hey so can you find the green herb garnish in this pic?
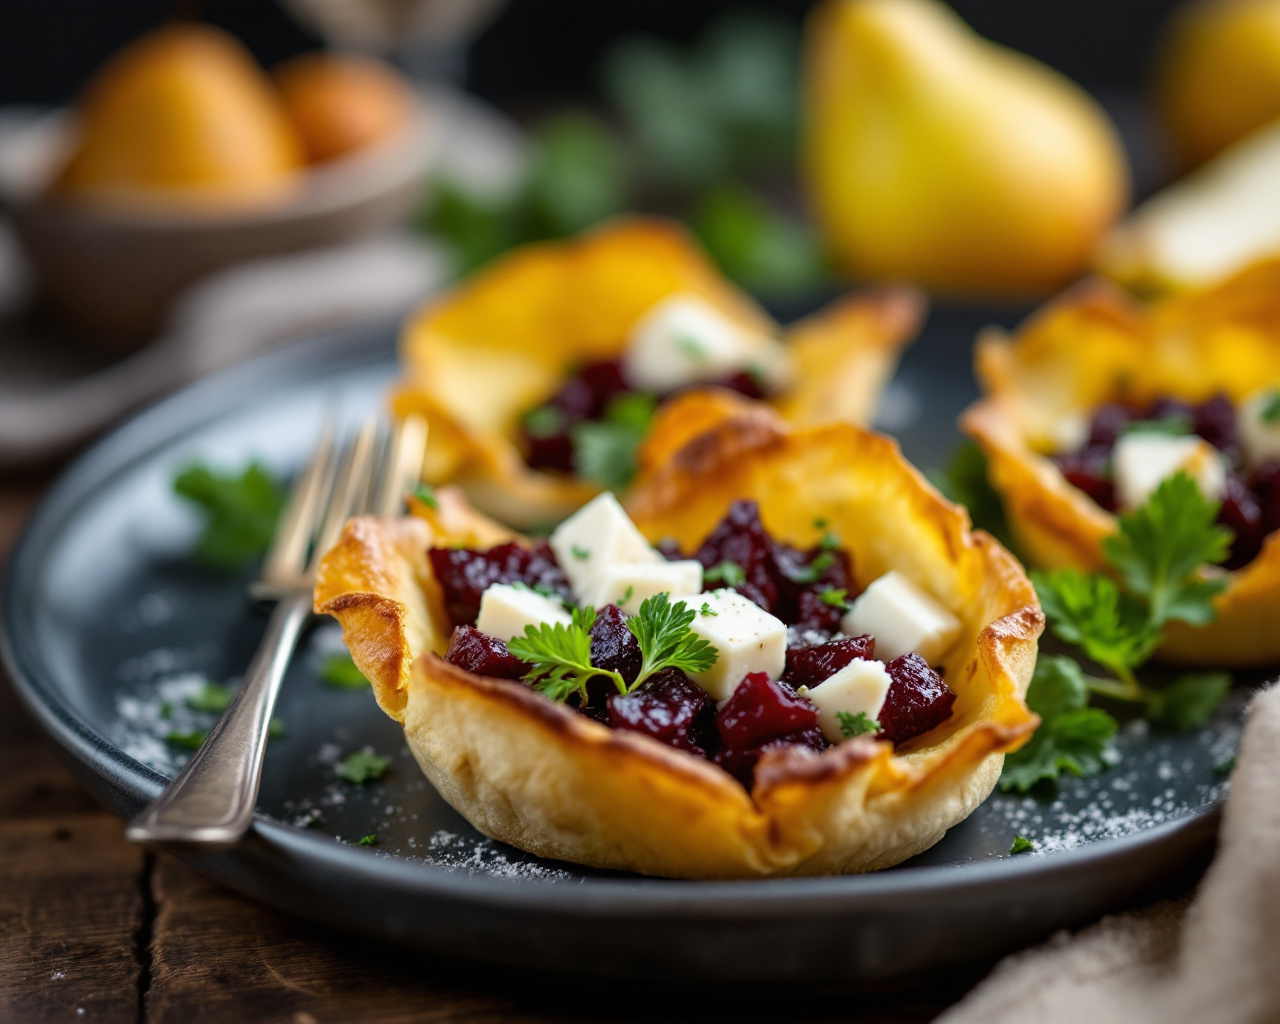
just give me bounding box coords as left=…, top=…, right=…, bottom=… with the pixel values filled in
left=625, top=593, right=718, bottom=687
left=571, top=392, right=658, bottom=490
left=1118, top=415, right=1192, bottom=438
left=412, top=484, right=439, bottom=510
left=1260, top=389, right=1280, bottom=424
left=320, top=653, right=369, bottom=690
left=819, top=588, right=850, bottom=610
left=186, top=682, right=235, bottom=713
left=571, top=544, right=591, bottom=561
left=173, top=460, right=285, bottom=569
left=164, top=730, right=207, bottom=751
left=700, top=602, right=718, bottom=616
left=787, top=551, right=835, bottom=584
left=836, top=711, right=879, bottom=738
left=704, top=560, right=746, bottom=587
left=356, top=834, right=379, bottom=847
left=1010, top=836, right=1036, bottom=855
left=337, top=750, right=391, bottom=785
left=677, top=334, right=706, bottom=359
left=524, top=405, right=567, bottom=439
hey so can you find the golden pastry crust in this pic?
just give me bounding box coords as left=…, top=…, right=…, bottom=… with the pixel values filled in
left=391, top=215, right=924, bottom=527
left=315, top=400, right=1041, bottom=878
left=962, top=265, right=1280, bottom=666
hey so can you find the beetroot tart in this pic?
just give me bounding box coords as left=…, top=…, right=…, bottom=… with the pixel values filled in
left=314, top=397, right=1041, bottom=878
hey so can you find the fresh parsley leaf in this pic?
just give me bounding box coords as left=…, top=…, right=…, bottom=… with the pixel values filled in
left=158, top=700, right=173, bottom=721
left=677, top=334, right=706, bottom=359
left=1010, top=835, right=1035, bottom=855
left=1145, top=672, right=1231, bottom=732
left=412, top=484, right=439, bottom=510
left=1214, top=755, right=1237, bottom=775
left=927, top=441, right=1014, bottom=550
left=571, top=544, right=590, bottom=561
left=787, top=551, right=835, bottom=584
left=320, top=653, right=369, bottom=689
left=818, top=531, right=840, bottom=551
left=819, top=587, right=849, bottom=609
left=173, top=460, right=285, bottom=569
left=1261, top=389, right=1280, bottom=424
left=704, top=560, right=746, bottom=587
left=813, top=518, right=829, bottom=530
left=165, top=729, right=207, bottom=751
left=337, top=750, right=391, bottom=785
left=699, top=602, right=718, bottom=616
left=620, top=585, right=634, bottom=606
left=572, top=392, right=658, bottom=490
left=524, top=405, right=566, bottom=440
left=508, top=607, right=626, bottom=702
left=1000, top=656, right=1120, bottom=793
left=356, top=834, right=378, bottom=847
left=186, top=682, right=235, bottom=713
left=626, top=593, right=718, bottom=686
left=1033, top=568, right=1159, bottom=678
left=836, top=710, right=879, bottom=738
left=1101, top=472, right=1231, bottom=628
left=1118, top=415, right=1192, bottom=438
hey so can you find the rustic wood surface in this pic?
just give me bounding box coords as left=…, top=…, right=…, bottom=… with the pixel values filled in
left=0, top=476, right=971, bottom=1023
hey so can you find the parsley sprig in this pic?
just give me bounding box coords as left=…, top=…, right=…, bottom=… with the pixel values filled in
left=507, top=594, right=717, bottom=703
left=173, top=460, right=285, bottom=569
left=572, top=392, right=658, bottom=490
left=837, top=711, right=879, bottom=738
left=1004, top=473, right=1234, bottom=791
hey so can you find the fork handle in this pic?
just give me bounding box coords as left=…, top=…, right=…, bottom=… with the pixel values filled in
left=125, top=592, right=312, bottom=849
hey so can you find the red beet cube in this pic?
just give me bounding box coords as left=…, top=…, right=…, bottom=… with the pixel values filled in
left=444, top=626, right=529, bottom=679
left=716, top=672, right=819, bottom=749
left=784, top=635, right=876, bottom=690
left=590, top=604, right=641, bottom=685
left=607, top=669, right=713, bottom=755
left=878, top=654, right=956, bottom=746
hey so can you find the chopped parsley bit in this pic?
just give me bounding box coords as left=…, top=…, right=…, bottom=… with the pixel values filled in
left=818, top=587, right=850, bottom=609
left=704, top=560, right=746, bottom=587
left=572, top=391, right=658, bottom=490
left=620, top=585, right=634, bottom=605
left=512, top=580, right=566, bottom=602
left=337, top=749, right=391, bottom=785
left=186, top=682, right=235, bottom=713
left=1214, top=755, right=1237, bottom=775
left=320, top=652, right=369, bottom=689
left=700, top=602, right=718, bottom=616
left=1261, top=389, right=1280, bottom=424
left=158, top=700, right=173, bottom=721
left=818, top=531, right=841, bottom=551
left=836, top=711, right=880, bottom=738
left=412, top=484, right=440, bottom=510
left=1010, top=835, right=1036, bottom=856
left=356, top=834, right=379, bottom=847
left=676, top=334, right=707, bottom=359
left=172, top=459, right=286, bottom=569
left=523, top=405, right=566, bottom=439
left=297, top=809, right=325, bottom=829
left=571, top=544, right=591, bottom=561
left=1119, top=415, right=1192, bottom=438
left=788, top=551, right=835, bottom=584
left=813, top=518, right=829, bottom=530
left=268, top=718, right=286, bottom=739
left=509, top=595, right=717, bottom=704
left=165, top=729, right=207, bottom=751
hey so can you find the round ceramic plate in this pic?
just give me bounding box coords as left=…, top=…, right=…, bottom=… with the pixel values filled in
left=2, top=312, right=1246, bottom=987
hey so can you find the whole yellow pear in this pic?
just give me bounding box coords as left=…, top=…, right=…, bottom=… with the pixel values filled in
left=1156, top=0, right=1280, bottom=169
left=55, top=23, right=304, bottom=208
left=802, top=0, right=1129, bottom=297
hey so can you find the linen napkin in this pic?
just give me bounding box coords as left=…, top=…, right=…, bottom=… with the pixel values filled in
left=940, top=682, right=1280, bottom=1024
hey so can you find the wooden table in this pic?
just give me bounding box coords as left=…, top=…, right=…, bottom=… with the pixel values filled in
left=0, top=478, right=969, bottom=1023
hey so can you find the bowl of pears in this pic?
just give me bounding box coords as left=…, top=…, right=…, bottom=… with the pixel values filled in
left=0, top=23, right=438, bottom=347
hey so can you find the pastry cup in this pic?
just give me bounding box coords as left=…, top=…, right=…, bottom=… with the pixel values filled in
left=962, top=265, right=1280, bottom=666
left=315, top=397, right=1041, bottom=878
left=391, top=215, right=924, bottom=528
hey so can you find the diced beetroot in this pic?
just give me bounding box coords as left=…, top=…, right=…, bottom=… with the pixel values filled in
left=1054, top=451, right=1116, bottom=512
left=428, top=540, right=571, bottom=627
left=713, top=724, right=826, bottom=787
left=720, top=370, right=767, bottom=401
left=1220, top=472, right=1265, bottom=570
left=784, top=635, right=877, bottom=690
left=790, top=588, right=844, bottom=635
left=1192, top=394, right=1240, bottom=462
left=524, top=431, right=576, bottom=473
left=1084, top=402, right=1133, bottom=451
left=590, top=604, right=641, bottom=685
left=607, top=669, right=713, bottom=755
left=444, top=626, right=529, bottom=679
left=1145, top=396, right=1195, bottom=431
left=716, top=672, right=819, bottom=749
left=878, top=654, right=956, bottom=746
left=656, top=538, right=685, bottom=561
left=1251, top=460, right=1280, bottom=537
left=694, top=500, right=781, bottom=612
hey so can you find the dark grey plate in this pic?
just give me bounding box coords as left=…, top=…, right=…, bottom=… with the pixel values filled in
left=1, top=311, right=1246, bottom=987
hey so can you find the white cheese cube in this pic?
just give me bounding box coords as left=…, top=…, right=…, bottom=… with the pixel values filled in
left=1237, top=388, right=1280, bottom=468
left=1112, top=432, right=1227, bottom=510
left=622, top=294, right=792, bottom=394
left=807, top=659, right=892, bottom=743
left=549, top=492, right=658, bottom=604
left=585, top=560, right=703, bottom=612
left=475, top=583, right=571, bottom=644
left=686, top=588, right=787, bottom=700
left=841, top=571, right=961, bottom=664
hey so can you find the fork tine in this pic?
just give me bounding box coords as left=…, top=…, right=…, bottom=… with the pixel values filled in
left=260, top=412, right=338, bottom=585
left=374, top=414, right=429, bottom=516
left=310, top=416, right=379, bottom=568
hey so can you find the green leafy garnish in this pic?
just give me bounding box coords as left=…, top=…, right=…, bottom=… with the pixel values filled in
left=523, top=405, right=566, bottom=440
left=620, top=585, right=634, bottom=606
left=572, top=392, right=658, bottom=490
left=1033, top=568, right=1159, bottom=681
left=836, top=711, right=879, bottom=738
left=819, top=588, right=850, bottom=609
left=625, top=593, right=718, bottom=686
left=700, top=602, right=718, bottom=616
left=320, top=653, right=369, bottom=690
left=158, top=700, right=173, bottom=721
left=1010, top=836, right=1036, bottom=855
left=704, top=560, right=746, bottom=587
left=1000, top=657, right=1120, bottom=793
left=337, top=750, right=391, bottom=785
left=1214, top=755, right=1237, bottom=775
left=1118, top=415, right=1192, bottom=438
left=1260, top=389, right=1280, bottom=424
left=1145, top=672, right=1231, bottom=732
left=571, top=544, right=590, bottom=561
left=787, top=551, right=835, bottom=584
left=173, top=460, right=285, bottom=569
left=356, top=834, right=378, bottom=847
left=412, top=484, right=439, bottom=510
left=164, top=730, right=207, bottom=751
left=677, top=334, right=706, bottom=359
left=186, top=682, right=235, bottom=713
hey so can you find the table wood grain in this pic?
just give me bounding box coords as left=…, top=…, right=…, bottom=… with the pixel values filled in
left=0, top=476, right=969, bottom=1023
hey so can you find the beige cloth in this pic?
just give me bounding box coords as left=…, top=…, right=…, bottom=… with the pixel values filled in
left=941, top=683, right=1280, bottom=1024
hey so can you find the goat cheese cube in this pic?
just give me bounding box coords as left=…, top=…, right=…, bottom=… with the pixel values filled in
left=585, top=559, right=704, bottom=612
left=841, top=571, right=961, bottom=664
left=622, top=294, right=792, bottom=394
left=1112, top=432, right=1226, bottom=509
left=475, top=583, right=571, bottom=644
left=549, top=492, right=658, bottom=604
left=685, top=588, right=787, bottom=700
left=806, top=658, right=893, bottom=744
left=1237, top=388, right=1280, bottom=468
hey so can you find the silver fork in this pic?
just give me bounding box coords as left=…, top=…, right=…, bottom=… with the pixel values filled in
left=125, top=413, right=429, bottom=849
